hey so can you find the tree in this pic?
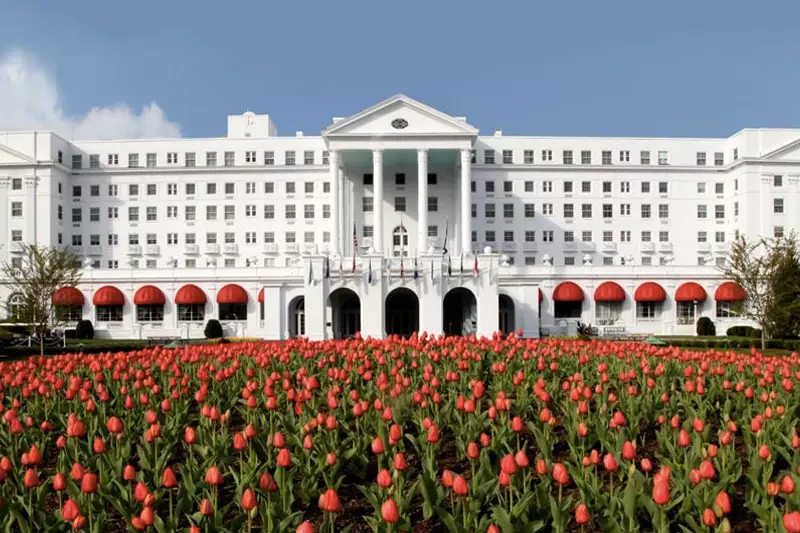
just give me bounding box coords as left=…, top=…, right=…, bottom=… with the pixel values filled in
left=0, top=244, right=83, bottom=356
left=721, top=233, right=800, bottom=349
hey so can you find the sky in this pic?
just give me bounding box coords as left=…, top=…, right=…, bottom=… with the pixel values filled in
left=1, top=0, right=800, bottom=140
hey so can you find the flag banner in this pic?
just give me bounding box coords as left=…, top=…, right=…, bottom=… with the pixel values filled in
left=339, top=258, right=344, bottom=280
left=387, top=259, right=392, bottom=284
left=473, top=255, right=480, bottom=276
left=448, top=258, right=452, bottom=277
left=307, top=261, right=313, bottom=285
left=430, top=259, right=435, bottom=282
left=400, top=257, right=404, bottom=279
left=352, top=224, right=358, bottom=273
left=414, top=257, right=419, bottom=280
left=368, top=259, right=373, bottom=285
left=324, top=254, right=330, bottom=279
left=442, top=219, right=449, bottom=256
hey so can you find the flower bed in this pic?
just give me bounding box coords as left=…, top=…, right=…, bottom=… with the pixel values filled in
left=0, top=335, right=799, bottom=532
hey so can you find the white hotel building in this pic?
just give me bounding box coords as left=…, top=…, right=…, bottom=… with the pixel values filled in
left=0, top=95, right=796, bottom=340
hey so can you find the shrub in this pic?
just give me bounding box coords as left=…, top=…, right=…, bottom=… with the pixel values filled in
left=75, top=320, right=94, bottom=340
left=204, top=319, right=223, bottom=339
left=696, top=317, right=716, bottom=336
left=726, top=325, right=763, bottom=338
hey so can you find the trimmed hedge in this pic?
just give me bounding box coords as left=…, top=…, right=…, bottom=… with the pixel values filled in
left=726, top=325, right=763, bottom=338
left=665, top=337, right=800, bottom=352
left=696, top=317, right=716, bottom=336
left=1, top=342, right=152, bottom=359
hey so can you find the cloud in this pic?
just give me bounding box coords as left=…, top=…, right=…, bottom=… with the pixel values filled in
left=0, top=49, right=181, bottom=140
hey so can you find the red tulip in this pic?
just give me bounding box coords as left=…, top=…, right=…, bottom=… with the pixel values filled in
left=80, top=473, right=98, bottom=493
left=453, top=475, right=469, bottom=496
left=242, top=488, right=257, bottom=510
left=698, top=460, right=715, bottom=480
left=318, top=488, right=341, bottom=513
left=782, top=475, right=796, bottom=495
left=123, top=464, right=137, bottom=481
left=93, top=437, right=107, bottom=454
left=622, top=441, right=636, bottom=461
left=784, top=512, right=800, bottom=533
left=702, top=508, right=717, bottom=527
left=500, top=454, right=518, bottom=475
left=393, top=452, right=407, bottom=471
left=381, top=498, right=400, bottom=523
left=377, top=469, right=392, bottom=488
left=296, top=521, right=316, bottom=533
left=277, top=448, right=292, bottom=468
left=759, top=444, right=771, bottom=460
left=162, top=467, right=178, bottom=488
left=140, top=507, right=155, bottom=526
left=199, top=498, right=214, bottom=516
left=53, top=472, right=67, bottom=491
left=603, top=453, right=618, bottom=472
left=23, top=468, right=40, bottom=488
left=575, top=503, right=590, bottom=524
left=205, top=466, right=223, bottom=485
left=62, top=498, right=80, bottom=521
left=371, top=437, right=385, bottom=455
left=107, top=416, right=124, bottom=434
left=552, top=463, right=570, bottom=485
left=653, top=481, right=670, bottom=505
left=715, top=491, right=732, bottom=515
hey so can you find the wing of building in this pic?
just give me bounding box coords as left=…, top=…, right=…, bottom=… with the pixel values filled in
left=1, top=94, right=797, bottom=339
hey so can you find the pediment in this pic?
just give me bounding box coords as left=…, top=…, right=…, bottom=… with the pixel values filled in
left=760, top=136, right=800, bottom=161
left=323, top=95, right=478, bottom=138
left=0, top=144, right=35, bottom=166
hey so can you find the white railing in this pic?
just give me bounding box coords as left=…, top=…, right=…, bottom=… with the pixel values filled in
left=601, top=242, right=617, bottom=253
left=522, top=242, right=538, bottom=252
left=640, top=242, right=655, bottom=253
left=86, top=245, right=102, bottom=256
left=263, top=243, right=278, bottom=254
left=658, top=242, right=673, bottom=253
left=205, top=243, right=220, bottom=255
left=144, top=244, right=160, bottom=255
left=184, top=244, right=199, bottom=255
left=127, top=245, right=142, bottom=256
left=223, top=243, right=238, bottom=255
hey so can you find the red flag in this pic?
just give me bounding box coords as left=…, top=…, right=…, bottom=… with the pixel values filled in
left=473, top=255, right=479, bottom=276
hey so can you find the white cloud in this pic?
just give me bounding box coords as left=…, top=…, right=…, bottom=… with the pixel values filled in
left=0, top=49, right=181, bottom=140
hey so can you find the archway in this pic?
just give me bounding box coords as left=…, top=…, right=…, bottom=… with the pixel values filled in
left=288, top=296, right=305, bottom=338
left=328, top=288, right=361, bottom=339
left=392, top=226, right=409, bottom=257
left=443, top=287, right=477, bottom=336
left=385, top=288, right=419, bottom=337
left=499, top=294, right=515, bottom=335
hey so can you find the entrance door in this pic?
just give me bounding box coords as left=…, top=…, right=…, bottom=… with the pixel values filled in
left=385, top=288, right=419, bottom=337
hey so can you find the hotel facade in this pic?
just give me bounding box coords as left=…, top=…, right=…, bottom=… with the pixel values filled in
left=0, top=95, right=796, bottom=340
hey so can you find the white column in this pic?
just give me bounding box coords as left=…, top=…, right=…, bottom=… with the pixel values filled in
left=373, top=149, right=384, bottom=253
left=460, top=149, right=472, bottom=254
left=329, top=150, right=340, bottom=254
left=759, top=174, right=771, bottom=237
left=417, top=149, right=428, bottom=254
left=0, top=178, right=9, bottom=266
left=24, top=176, right=37, bottom=245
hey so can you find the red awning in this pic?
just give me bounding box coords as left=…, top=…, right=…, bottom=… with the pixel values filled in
left=258, top=288, right=265, bottom=303
left=552, top=282, right=584, bottom=302
left=93, top=286, right=124, bottom=306
left=594, top=281, right=626, bottom=302
left=217, top=284, right=248, bottom=304
left=175, top=284, right=206, bottom=305
left=715, top=282, right=745, bottom=302
left=634, top=282, right=666, bottom=302
left=52, top=287, right=84, bottom=307
left=675, top=282, right=707, bottom=302
left=134, top=285, right=166, bottom=306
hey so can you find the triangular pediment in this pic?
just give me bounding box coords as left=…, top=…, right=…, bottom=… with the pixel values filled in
left=760, top=136, right=800, bottom=161
left=323, top=95, right=478, bottom=138
left=0, top=143, right=35, bottom=166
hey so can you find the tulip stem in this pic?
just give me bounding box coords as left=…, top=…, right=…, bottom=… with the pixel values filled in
left=169, top=489, right=174, bottom=527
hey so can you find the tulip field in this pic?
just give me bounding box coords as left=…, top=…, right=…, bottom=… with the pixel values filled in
left=2, top=334, right=800, bottom=532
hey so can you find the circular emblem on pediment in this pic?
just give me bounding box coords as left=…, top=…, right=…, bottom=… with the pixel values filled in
left=391, top=118, right=408, bottom=130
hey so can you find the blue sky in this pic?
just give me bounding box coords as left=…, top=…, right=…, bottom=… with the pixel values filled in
left=2, top=0, right=800, bottom=138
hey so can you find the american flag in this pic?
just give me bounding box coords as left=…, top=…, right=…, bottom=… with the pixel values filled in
left=352, top=224, right=358, bottom=273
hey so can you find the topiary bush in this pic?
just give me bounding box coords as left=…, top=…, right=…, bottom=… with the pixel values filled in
left=726, top=325, right=763, bottom=338
left=75, top=320, right=94, bottom=340
left=204, top=319, right=223, bottom=339
left=696, top=316, right=716, bottom=336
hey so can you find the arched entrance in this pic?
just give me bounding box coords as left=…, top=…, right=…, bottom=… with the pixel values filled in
left=385, top=288, right=419, bottom=337
left=499, top=294, right=515, bottom=335
left=392, top=226, right=409, bottom=257
left=329, top=288, right=361, bottom=339
left=443, top=287, right=477, bottom=336
left=288, top=296, right=305, bottom=338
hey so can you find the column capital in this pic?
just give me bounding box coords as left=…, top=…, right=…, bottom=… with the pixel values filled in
left=417, top=148, right=428, bottom=160
left=460, top=148, right=472, bottom=160
left=373, top=148, right=384, bottom=156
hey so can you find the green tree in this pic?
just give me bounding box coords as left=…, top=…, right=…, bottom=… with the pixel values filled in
left=1, top=244, right=83, bottom=356
left=721, top=233, right=800, bottom=349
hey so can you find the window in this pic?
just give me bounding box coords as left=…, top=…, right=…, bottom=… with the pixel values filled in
left=641, top=231, right=651, bottom=242
left=147, top=184, right=157, bottom=196
left=734, top=201, right=739, bottom=216
left=716, top=300, right=741, bottom=318
left=620, top=204, right=631, bottom=216
left=362, top=226, right=373, bottom=238
left=128, top=153, right=139, bottom=167
left=206, top=233, right=217, bottom=244
left=524, top=204, right=535, bottom=218
left=322, top=151, right=329, bottom=165
left=225, top=182, right=235, bottom=195
left=502, top=150, right=513, bottom=164
left=89, top=155, right=100, bottom=168
left=224, top=205, right=236, bottom=220
left=524, top=181, right=534, bottom=193
left=146, top=233, right=158, bottom=245
left=70, top=207, right=82, bottom=223
left=72, top=185, right=82, bottom=197
left=733, top=148, right=739, bottom=160
left=90, top=207, right=100, bottom=222
left=524, top=150, right=534, bottom=164
left=503, top=181, right=513, bottom=193
left=285, top=205, right=296, bottom=219
left=10, top=230, right=22, bottom=242
left=97, top=303, right=123, bottom=322
left=481, top=231, right=494, bottom=243
left=286, top=182, right=296, bottom=194
left=71, top=235, right=82, bottom=247
left=774, top=226, right=785, bottom=238
left=603, top=257, right=614, bottom=266
left=658, top=204, right=669, bottom=219
left=11, top=202, right=23, bottom=217
left=167, top=233, right=178, bottom=245
left=543, top=231, right=554, bottom=242
left=658, top=231, right=669, bottom=243
left=620, top=181, right=630, bottom=193
left=541, top=150, right=552, bottom=162
left=427, top=173, right=437, bottom=185
left=167, top=152, right=177, bottom=164
left=224, top=151, right=235, bottom=166
left=697, top=205, right=707, bottom=219
left=503, top=203, right=514, bottom=218
left=72, top=155, right=82, bottom=169
left=186, top=183, right=196, bottom=196
left=224, top=232, right=235, bottom=244
left=581, top=181, right=591, bottom=193
left=676, top=301, right=695, bottom=325
left=180, top=152, right=194, bottom=167
left=696, top=152, right=707, bottom=166
left=602, top=231, right=613, bottom=242
left=141, top=153, right=155, bottom=168
left=245, top=205, right=256, bottom=218
left=641, top=257, right=652, bottom=266
left=602, top=151, right=612, bottom=165
left=206, top=206, right=217, bottom=220
left=715, top=183, right=724, bottom=195
left=129, top=184, right=139, bottom=196
left=563, top=150, right=573, bottom=164
left=362, top=197, right=373, bottom=212
left=525, top=257, right=536, bottom=265
left=185, top=206, right=196, bottom=221
left=305, top=182, right=314, bottom=194
left=581, top=231, right=592, bottom=242
left=637, top=301, right=660, bottom=320
left=185, top=233, right=196, bottom=244
left=137, top=302, right=164, bottom=323
left=129, top=234, right=140, bottom=245
left=581, top=150, right=591, bottom=164
left=715, top=231, right=725, bottom=243
left=245, top=231, right=257, bottom=244
left=714, top=152, right=724, bottom=166
left=485, top=181, right=495, bottom=193
left=58, top=205, right=63, bottom=220
left=304, top=205, right=315, bottom=219
left=524, top=231, right=536, bottom=242
left=619, top=151, right=630, bottom=162
left=554, top=297, right=581, bottom=318
left=264, top=205, right=275, bottom=219
left=715, top=205, right=725, bottom=219
left=503, top=231, right=515, bottom=242
left=264, top=182, right=275, bottom=194
left=564, top=181, right=573, bottom=193
left=640, top=151, right=651, bottom=165
left=361, top=173, right=374, bottom=186
left=774, top=175, right=783, bottom=187
left=563, top=204, right=574, bottom=218
left=774, top=198, right=784, bottom=214
left=658, top=182, right=668, bottom=194
left=602, top=181, right=612, bottom=193
left=543, top=181, right=552, bottom=193
left=285, top=151, right=296, bottom=165
left=620, top=231, right=631, bottom=242
left=602, top=204, right=612, bottom=218
left=484, top=150, right=495, bottom=164
left=582, top=204, right=593, bottom=218
left=485, top=203, right=495, bottom=218
left=641, top=181, right=650, bottom=193
left=108, top=207, right=118, bottom=219
left=242, top=151, right=255, bottom=164
left=658, top=151, right=668, bottom=165
left=564, top=231, right=574, bottom=242
left=697, top=182, right=706, bottom=194
left=304, top=151, right=315, bottom=165
left=202, top=152, right=216, bottom=167
left=324, top=182, right=331, bottom=193
left=323, top=204, right=330, bottom=218
left=428, top=197, right=439, bottom=212
left=542, top=203, right=553, bottom=215
left=106, top=260, right=119, bottom=269
left=205, top=183, right=217, bottom=195
left=641, top=204, right=651, bottom=218
left=104, top=153, right=118, bottom=166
